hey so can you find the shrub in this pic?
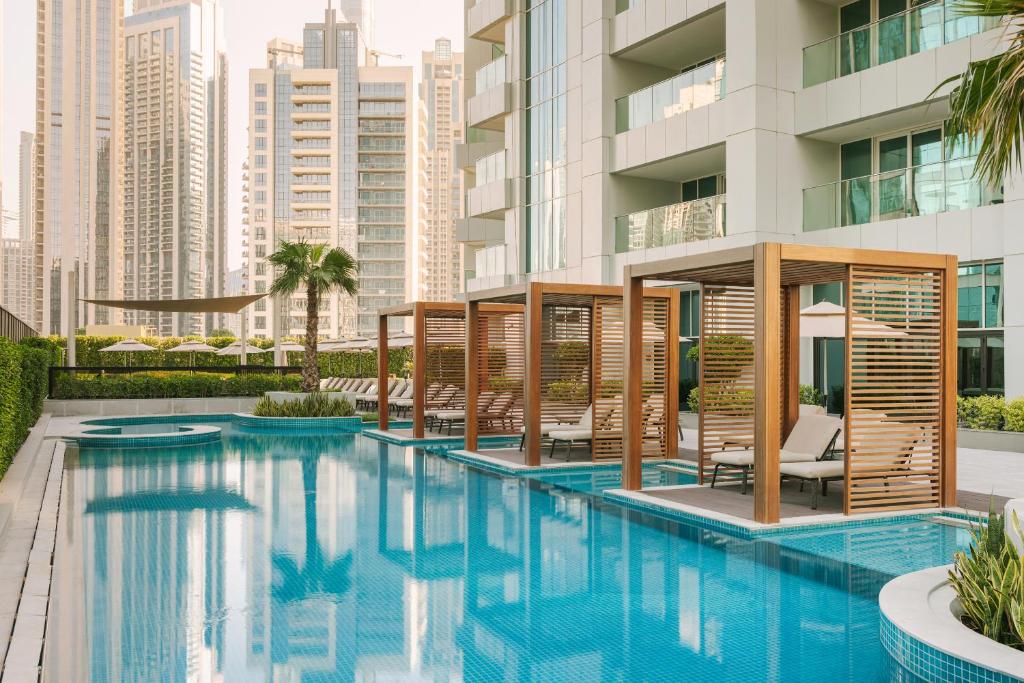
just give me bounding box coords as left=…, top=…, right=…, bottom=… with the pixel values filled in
left=959, top=395, right=1007, bottom=431
left=1005, top=399, right=1024, bottom=433
left=799, top=384, right=823, bottom=406
left=51, top=371, right=301, bottom=400
left=0, top=338, right=53, bottom=477
left=949, top=511, right=1024, bottom=651
left=687, top=386, right=701, bottom=413
left=251, top=393, right=355, bottom=418
left=546, top=379, right=589, bottom=402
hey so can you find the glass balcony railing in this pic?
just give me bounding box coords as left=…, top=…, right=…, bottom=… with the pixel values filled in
left=615, top=57, right=726, bottom=133
left=803, top=156, right=1002, bottom=231
left=803, top=0, right=1001, bottom=87
left=474, top=150, right=506, bottom=185
left=614, top=195, right=726, bottom=253
left=475, top=55, right=507, bottom=96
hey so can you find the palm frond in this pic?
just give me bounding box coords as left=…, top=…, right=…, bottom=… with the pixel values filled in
left=942, top=0, right=1024, bottom=186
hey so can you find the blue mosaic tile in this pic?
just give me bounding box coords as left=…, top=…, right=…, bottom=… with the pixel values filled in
left=880, top=611, right=1024, bottom=683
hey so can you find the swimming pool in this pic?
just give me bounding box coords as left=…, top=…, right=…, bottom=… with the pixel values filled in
left=47, top=429, right=968, bottom=681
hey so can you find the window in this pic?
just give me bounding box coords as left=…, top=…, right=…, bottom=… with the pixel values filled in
left=525, top=0, right=568, bottom=273
left=254, top=191, right=266, bottom=204
left=255, top=101, right=267, bottom=116
left=255, top=136, right=267, bottom=150
left=255, top=173, right=266, bottom=187
left=255, top=262, right=266, bottom=276
left=958, top=260, right=1003, bottom=396
left=679, top=289, right=699, bottom=409
left=255, top=83, right=267, bottom=97
left=255, top=154, right=267, bottom=168
left=255, top=119, right=267, bottom=132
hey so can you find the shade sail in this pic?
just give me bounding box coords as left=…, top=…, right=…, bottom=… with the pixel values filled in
left=83, top=294, right=265, bottom=314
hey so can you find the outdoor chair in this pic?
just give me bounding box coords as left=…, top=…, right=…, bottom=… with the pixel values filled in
left=359, top=378, right=398, bottom=410
left=546, top=403, right=608, bottom=460
left=389, top=383, right=416, bottom=417
left=517, top=406, right=589, bottom=451
left=477, top=393, right=518, bottom=432
left=710, top=414, right=843, bottom=495
left=432, top=391, right=497, bottom=436
left=781, top=418, right=921, bottom=510
left=424, top=385, right=462, bottom=430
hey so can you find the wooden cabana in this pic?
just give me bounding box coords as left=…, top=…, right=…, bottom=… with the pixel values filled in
left=621, top=243, right=957, bottom=523
left=465, top=283, right=680, bottom=466
left=377, top=301, right=523, bottom=437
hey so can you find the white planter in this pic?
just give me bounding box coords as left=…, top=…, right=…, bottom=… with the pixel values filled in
left=263, top=391, right=311, bottom=403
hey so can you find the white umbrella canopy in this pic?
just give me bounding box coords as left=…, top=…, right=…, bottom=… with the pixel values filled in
left=799, top=302, right=908, bottom=338
left=276, top=341, right=305, bottom=353
left=387, top=332, right=414, bottom=348
left=100, top=339, right=157, bottom=353
left=166, top=340, right=217, bottom=354
left=340, top=336, right=372, bottom=352
left=216, top=341, right=268, bottom=356
left=318, top=339, right=347, bottom=353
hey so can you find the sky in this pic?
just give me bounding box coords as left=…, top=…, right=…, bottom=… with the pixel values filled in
left=1, top=0, right=464, bottom=269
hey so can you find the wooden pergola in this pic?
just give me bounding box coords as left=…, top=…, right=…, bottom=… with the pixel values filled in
left=465, top=283, right=680, bottom=466
left=622, top=243, right=958, bottom=523
left=377, top=301, right=523, bottom=437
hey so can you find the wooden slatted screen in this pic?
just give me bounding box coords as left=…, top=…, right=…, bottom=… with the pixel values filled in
left=593, top=297, right=624, bottom=460
left=424, top=316, right=467, bottom=411
left=845, top=266, right=943, bottom=513
left=540, top=300, right=592, bottom=441
left=473, top=309, right=526, bottom=436
left=593, top=296, right=673, bottom=461
left=698, top=285, right=756, bottom=483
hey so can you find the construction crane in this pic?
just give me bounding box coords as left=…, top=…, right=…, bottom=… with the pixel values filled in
left=368, top=49, right=403, bottom=67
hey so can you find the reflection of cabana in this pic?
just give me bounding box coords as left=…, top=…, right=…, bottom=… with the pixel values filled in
left=376, top=302, right=524, bottom=437
left=621, top=243, right=957, bottom=523
left=465, top=283, right=679, bottom=466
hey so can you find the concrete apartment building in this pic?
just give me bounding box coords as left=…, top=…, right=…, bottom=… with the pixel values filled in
left=123, top=0, right=229, bottom=337
left=461, top=0, right=1022, bottom=403
left=244, top=8, right=414, bottom=340
left=35, top=0, right=126, bottom=335
left=417, top=38, right=465, bottom=302
left=1, top=133, right=38, bottom=325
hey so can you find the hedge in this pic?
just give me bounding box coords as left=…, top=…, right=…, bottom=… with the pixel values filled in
left=0, top=338, right=57, bottom=478
left=957, top=394, right=1024, bottom=432
left=38, top=335, right=412, bottom=378
left=51, top=371, right=303, bottom=400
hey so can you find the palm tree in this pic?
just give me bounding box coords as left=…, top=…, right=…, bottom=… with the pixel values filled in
left=941, top=0, right=1024, bottom=186
left=268, top=241, right=358, bottom=392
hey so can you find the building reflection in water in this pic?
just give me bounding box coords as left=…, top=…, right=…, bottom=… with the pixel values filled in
left=47, top=429, right=962, bottom=681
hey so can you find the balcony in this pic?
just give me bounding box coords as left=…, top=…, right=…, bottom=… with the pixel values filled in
left=468, top=61, right=512, bottom=131
left=455, top=139, right=503, bottom=170
left=467, top=178, right=513, bottom=219
left=616, top=57, right=726, bottom=134
left=803, top=1, right=1000, bottom=88
left=614, top=195, right=726, bottom=253
left=611, top=0, right=725, bottom=62
left=456, top=217, right=504, bottom=245
left=802, top=156, right=1002, bottom=232
left=467, top=0, right=512, bottom=43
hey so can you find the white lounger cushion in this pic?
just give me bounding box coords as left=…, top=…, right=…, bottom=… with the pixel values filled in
left=433, top=410, right=465, bottom=420
left=711, top=451, right=755, bottom=467
left=780, top=460, right=844, bottom=480
left=547, top=428, right=592, bottom=441
left=519, top=423, right=566, bottom=436
left=780, top=415, right=843, bottom=462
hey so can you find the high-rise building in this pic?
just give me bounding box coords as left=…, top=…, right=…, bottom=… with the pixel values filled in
left=417, top=38, right=464, bottom=302
left=1, top=133, right=38, bottom=325
left=337, top=0, right=374, bottom=50
left=462, top=0, right=1023, bottom=399
left=35, top=0, right=125, bottom=335
left=122, top=0, right=228, bottom=336
left=245, top=9, right=414, bottom=340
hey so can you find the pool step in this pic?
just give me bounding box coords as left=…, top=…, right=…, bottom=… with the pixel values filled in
left=929, top=515, right=979, bottom=530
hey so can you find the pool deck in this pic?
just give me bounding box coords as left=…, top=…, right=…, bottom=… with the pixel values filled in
left=445, top=445, right=696, bottom=475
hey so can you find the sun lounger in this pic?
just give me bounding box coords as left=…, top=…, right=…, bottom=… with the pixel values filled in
left=710, top=414, right=842, bottom=494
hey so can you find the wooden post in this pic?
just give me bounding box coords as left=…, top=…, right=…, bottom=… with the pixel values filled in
left=623, top=269, right=644, bottom=490
left=413, top=303, right=426, bottom=439
left=843, top=265, right=853, bottom=516
left=524, top=283, right=543, bottom=466
left=697, top=283, right=706, bottom=485
left=465, top=301, right=480, bottom=452
left=666, top=289, right=681, bottom=460
left=783, top=285, right=801, bottom=438
left=753, top=243, right=782, bottom=524
left=378, top=314, right=390, bottom=430
left=940, top=255, right=958, bottom=506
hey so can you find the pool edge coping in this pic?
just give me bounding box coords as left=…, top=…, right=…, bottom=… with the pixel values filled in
left=879, top=565, right=1024, bottom=683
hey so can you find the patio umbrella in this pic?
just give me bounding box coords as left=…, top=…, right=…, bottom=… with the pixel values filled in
left=319, top=339, right=347, bottom=353
left=799, top=301, right=909, bottom=339
left=217, top=341, right=269, bottom=365
left=799, top=302, right=907, bottom=407
left=387, top=332, right=414, bottom=348
left=166, top=340, right=217, bottom=367
left=100, top=339, right=156, bottom=367
left=276, top=341, right=305, bottom=353
left=340, top=336, right=372, bottom=352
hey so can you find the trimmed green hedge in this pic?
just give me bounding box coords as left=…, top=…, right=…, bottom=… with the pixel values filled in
left=52, top=371, right=303, bottom=400
left=957, top=394, right=1024, bottom=432
left=0, top=338, right=57, bottom=477
left=38, top=335, right=412, bottom=378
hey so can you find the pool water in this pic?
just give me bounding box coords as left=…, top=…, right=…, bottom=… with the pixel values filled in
left=528, top=464, right=696, bottom=494
left=48, top=431, right=968, bottom=681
